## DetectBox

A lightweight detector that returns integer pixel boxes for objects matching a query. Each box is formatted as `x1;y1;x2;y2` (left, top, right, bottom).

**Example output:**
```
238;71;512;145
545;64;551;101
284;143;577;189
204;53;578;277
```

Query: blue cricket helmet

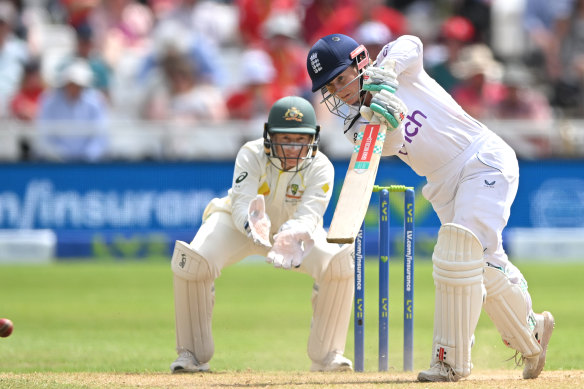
307;34;369;92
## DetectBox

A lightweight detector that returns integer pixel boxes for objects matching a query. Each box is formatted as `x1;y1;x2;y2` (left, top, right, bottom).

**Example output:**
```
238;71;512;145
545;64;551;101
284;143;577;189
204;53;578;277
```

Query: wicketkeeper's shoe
523;311;555;379
310;352;353;372
170;350;210;373
417;361;462;382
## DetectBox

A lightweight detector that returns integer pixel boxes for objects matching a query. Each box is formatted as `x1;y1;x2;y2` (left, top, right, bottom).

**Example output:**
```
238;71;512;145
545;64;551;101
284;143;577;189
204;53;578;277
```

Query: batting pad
431;223;484;377
308;245;354;363
171;240;216;364
483;265;542;357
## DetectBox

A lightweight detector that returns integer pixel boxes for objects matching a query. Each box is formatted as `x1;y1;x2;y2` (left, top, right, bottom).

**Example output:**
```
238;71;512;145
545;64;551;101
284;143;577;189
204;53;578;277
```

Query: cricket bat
327;123;387;243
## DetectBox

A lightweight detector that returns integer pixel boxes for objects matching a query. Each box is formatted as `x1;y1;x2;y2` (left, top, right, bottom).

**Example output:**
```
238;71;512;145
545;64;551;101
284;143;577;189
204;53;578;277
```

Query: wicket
354;185;415;372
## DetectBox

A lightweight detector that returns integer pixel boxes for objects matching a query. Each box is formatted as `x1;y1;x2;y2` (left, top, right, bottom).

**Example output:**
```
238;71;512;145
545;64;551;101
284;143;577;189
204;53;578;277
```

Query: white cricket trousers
422;132;527;286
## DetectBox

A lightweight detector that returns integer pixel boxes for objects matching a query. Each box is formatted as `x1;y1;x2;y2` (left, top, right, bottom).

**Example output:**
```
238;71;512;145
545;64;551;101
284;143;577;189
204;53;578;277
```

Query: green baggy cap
267;96;318;134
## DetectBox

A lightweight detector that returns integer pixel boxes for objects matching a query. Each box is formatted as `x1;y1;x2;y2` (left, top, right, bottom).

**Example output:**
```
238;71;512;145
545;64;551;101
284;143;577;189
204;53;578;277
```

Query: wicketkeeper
306;33;554;382
169;96;354;373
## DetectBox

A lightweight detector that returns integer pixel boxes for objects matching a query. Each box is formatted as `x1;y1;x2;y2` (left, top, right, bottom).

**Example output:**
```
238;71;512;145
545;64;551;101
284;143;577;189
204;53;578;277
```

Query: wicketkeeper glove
266;226;314;269
245;194;272;248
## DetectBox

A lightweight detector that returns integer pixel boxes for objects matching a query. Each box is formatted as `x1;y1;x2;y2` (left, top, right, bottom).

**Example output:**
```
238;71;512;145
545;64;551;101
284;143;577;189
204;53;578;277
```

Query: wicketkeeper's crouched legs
482;262;555;379
171;240;219;372
307;244;354;371
418;223;485;382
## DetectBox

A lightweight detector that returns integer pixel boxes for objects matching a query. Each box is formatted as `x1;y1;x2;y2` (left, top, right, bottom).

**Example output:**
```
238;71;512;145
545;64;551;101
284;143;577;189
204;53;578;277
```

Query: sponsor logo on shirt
484;180;496;188
236;172;248;183
399;109;427;155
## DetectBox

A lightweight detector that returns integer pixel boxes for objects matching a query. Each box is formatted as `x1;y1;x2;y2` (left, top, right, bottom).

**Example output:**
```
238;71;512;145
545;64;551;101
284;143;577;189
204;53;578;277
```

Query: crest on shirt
284;107;304;122
286;183;304;202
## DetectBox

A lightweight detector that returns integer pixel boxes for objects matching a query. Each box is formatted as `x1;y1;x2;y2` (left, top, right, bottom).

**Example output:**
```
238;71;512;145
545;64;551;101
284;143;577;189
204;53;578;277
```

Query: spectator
140;50;227;123
354;20;392;60
491;64;552;120
144;16;224;88
261;11;312;100
226;48;277;121
236;0;297;45
491;64;554;158
9;57;44;161
426;16;475;93
306;0;407;46
302;0;348;45
553;0;584;116
522;0;574;82
9;58;44;121
58;23;112;99
451;44;506;119
36;59;109;162
81;0;155;116
161;0;238;48
88;0;155;68
0;1;29;117
58;0;99;28
454;0;492;43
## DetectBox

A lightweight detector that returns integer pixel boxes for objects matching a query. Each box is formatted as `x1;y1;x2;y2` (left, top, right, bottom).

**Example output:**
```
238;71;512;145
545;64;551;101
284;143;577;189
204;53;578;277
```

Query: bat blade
327;123;386;243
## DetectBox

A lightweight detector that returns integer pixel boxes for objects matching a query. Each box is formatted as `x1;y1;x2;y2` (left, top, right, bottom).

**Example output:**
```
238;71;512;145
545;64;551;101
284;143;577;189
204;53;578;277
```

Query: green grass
0;258;582;373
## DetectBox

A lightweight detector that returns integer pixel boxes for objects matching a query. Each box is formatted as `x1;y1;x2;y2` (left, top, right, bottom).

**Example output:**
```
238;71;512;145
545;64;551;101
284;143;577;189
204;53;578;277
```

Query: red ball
0;318;14;338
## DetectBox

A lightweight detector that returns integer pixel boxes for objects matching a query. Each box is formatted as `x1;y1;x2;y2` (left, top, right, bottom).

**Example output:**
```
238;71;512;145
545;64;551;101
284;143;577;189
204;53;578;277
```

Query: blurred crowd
1;0;584;162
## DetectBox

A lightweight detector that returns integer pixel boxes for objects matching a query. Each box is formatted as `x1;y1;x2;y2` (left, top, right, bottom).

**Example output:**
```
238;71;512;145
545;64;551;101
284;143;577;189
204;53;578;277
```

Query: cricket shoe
170;350;210;373
417;361;462;382
310;352;353;372
523;311;555;379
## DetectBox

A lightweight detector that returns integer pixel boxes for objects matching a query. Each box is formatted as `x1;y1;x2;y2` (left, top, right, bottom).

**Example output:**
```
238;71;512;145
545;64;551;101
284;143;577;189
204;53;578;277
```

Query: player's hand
266;229;314;269
246;195;272;248
362;59;398;94
368;90;408;130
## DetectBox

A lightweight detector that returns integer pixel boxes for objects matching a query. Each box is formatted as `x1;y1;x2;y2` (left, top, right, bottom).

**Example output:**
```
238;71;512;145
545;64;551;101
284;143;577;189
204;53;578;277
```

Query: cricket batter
306;34;554;381
170;96;354;373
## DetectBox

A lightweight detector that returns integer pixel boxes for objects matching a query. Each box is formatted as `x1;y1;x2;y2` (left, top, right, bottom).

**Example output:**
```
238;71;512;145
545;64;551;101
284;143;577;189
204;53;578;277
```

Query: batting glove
362;59;398;94
367;89;408;130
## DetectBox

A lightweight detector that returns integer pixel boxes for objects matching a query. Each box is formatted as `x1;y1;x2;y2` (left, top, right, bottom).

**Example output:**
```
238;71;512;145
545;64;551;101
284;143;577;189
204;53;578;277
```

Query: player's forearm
231;148;263;235
230;190;258;235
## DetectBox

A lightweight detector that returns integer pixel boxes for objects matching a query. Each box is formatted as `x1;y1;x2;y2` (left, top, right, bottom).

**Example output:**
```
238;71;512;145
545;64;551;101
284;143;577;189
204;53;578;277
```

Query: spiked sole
523;311;555;379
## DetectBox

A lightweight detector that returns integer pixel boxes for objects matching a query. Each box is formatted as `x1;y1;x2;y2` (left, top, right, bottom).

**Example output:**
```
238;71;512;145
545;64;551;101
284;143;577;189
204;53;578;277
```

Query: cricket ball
0;318;13;338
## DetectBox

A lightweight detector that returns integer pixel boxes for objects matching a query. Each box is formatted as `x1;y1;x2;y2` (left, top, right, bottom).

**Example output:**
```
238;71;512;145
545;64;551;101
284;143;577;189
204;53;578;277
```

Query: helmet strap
312;125;320;157
263;122;271;156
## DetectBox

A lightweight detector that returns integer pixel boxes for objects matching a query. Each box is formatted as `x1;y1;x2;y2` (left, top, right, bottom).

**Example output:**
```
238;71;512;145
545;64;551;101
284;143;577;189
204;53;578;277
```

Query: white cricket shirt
202;138;334;238
344;35;493;178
